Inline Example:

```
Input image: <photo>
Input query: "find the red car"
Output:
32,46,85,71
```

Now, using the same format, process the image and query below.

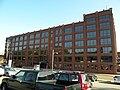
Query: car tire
1,83,8,90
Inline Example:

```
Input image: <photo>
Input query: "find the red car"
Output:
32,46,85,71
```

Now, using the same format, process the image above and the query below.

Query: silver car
114,76,120,83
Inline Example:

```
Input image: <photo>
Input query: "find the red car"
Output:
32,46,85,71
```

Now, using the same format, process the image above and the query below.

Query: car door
8,70,26,90
21,71,37,90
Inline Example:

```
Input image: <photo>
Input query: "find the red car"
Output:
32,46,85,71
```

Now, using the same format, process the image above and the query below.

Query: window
35,33,40,38
87,48,97,53
99,14,110,21
59,74,69,81
64,56,72,62
42,32,48,37
55,37,59,41
29,40,34,44
87,32,96,38
56,29,59,34
87,56,97,62
75,48,84,54
45,38,48,43
24,41,27,45
75,41,84,46
86,17,96,23
101,56,112,62
75,26,83,32
16,70,26,80
20,36,23,41
101,47,112,53
87,24,96,30
24,36,27,40
65,27,72,34
64,42,72,48
24,72,36,82
75,33,83,40
59,29,62,34
30,34,34,39
75,56,84,62
15,42,18,46
100,38,111,45
65,35,72,40
59,36,62,41
19,41,23,46
64,49,72,54
16,37,19,41
100,22,110,28
100,30,110,36
87,40,96,46
35,40,40,44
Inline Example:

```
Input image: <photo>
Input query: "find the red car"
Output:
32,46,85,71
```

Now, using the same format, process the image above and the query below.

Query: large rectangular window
64,42,72,48
87,48,97,53
100,22,110,28
99,14,110,21
75,26,83,32
101,56,112,62
86,17,96,23
87,32,96,38
65,35,72,40
64,56,72,62
35,33,40,38
87,24,96,30
30,34,34,39
64,27,72,34
87,40,96,46
75,41,84,47
64,49,72,54
101,47,112,53
100,30,110,37
42,32,48,37
75,48,84,54
29,40,34,44
75,56,84,62
75,33,83,40
87,56,97,62
100,38,111,45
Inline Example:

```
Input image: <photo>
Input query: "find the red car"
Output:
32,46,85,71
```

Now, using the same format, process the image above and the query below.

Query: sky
0,0,120,54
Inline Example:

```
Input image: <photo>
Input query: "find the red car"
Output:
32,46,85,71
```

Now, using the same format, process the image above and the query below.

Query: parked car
4,66,17,76
113,76,120,83
87,73,97,82
0,65,17,76
1,70,92,90
0,65,4,76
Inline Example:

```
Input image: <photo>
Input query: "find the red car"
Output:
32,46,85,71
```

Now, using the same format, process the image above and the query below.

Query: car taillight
63,88,67,90
82,84,91,90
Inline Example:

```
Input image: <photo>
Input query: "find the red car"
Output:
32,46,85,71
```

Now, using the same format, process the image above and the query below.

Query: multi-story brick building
4,8,117,74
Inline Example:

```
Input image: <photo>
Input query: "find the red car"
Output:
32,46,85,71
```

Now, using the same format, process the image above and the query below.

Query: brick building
4,8,117,74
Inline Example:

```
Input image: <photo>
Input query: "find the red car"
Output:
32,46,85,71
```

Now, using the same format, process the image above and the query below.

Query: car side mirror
11,75,16,79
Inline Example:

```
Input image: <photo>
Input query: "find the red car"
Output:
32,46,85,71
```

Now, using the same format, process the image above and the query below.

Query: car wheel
1,83,8,90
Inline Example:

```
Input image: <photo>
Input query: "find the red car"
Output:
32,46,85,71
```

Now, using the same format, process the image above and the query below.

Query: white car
114,76,120,83
4,66,17,76
0,65,4,76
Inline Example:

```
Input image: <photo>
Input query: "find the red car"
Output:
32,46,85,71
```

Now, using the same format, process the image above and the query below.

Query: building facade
4,8,117,74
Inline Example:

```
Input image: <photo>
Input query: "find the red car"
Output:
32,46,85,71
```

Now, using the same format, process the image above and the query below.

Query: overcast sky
0,0,120,54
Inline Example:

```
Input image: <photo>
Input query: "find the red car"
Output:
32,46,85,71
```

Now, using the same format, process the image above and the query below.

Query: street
92,81,120,90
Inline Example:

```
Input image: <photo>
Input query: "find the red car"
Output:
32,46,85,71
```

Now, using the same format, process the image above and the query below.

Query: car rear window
82,74,89,83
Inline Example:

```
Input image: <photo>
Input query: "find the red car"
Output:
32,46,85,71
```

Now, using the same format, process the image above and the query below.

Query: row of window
86,14,110,23
13,46,112,55
12,29,111,47
10,21,110,42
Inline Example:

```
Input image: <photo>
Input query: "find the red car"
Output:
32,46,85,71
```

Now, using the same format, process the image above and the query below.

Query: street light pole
52,49,54,71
